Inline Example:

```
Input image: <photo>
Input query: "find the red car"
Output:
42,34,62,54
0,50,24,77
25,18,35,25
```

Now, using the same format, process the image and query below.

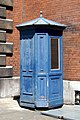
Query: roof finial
40,11,43,17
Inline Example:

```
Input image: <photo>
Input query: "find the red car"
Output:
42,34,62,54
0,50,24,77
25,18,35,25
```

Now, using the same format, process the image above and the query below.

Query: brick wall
6,0,22,76
0,0,13,77
6,0,80,80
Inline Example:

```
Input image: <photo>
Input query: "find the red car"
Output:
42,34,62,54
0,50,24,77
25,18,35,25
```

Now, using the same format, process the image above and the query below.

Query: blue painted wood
48,35,63,107
35,33,48,107
49,76,62,99
19,26,63,108
20,30,35,107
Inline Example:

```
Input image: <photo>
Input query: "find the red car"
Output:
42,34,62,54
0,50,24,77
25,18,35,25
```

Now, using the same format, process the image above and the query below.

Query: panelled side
20,30,35,108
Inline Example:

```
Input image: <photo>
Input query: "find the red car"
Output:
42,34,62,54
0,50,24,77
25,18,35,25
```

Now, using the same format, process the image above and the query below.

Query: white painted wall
0,77,20,97
63,80,80,104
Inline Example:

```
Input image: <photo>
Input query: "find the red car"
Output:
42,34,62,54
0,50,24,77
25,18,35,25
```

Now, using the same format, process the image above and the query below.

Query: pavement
0,98,80,120
0,98,59,120
42,105,80,120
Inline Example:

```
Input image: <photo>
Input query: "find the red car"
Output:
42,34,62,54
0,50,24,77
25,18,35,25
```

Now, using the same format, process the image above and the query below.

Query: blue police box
16,11,66,108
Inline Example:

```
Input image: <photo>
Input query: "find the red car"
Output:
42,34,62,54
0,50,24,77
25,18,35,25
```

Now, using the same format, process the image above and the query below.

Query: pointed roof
16,11,66,28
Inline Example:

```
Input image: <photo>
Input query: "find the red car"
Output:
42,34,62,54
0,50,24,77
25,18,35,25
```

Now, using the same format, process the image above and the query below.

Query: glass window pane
51,38,59,69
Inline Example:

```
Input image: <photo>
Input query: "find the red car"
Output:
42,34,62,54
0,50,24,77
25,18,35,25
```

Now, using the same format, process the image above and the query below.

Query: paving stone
41,105,80,120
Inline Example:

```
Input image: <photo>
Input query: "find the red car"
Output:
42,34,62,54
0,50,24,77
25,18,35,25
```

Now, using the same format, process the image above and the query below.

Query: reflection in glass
51,38,59,69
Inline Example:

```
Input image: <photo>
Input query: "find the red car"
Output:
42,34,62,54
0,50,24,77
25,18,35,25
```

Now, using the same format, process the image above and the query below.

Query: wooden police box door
35,34,63,107
20,31,35,108
35,33,49,107
49,37,63,107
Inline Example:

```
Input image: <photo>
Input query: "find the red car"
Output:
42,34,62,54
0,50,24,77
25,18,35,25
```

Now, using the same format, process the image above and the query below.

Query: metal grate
75,91,80,105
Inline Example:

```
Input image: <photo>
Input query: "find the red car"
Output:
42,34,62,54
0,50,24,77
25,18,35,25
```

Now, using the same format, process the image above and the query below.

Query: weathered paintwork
16,11,66,28
16,13,66,108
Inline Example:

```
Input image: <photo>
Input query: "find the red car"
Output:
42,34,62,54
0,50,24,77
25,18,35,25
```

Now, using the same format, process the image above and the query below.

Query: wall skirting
0,77,20,98
0,78,80,101
63,80,80,104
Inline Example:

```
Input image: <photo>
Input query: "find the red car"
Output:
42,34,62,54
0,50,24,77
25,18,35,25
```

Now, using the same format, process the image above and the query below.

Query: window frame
50,36,60,71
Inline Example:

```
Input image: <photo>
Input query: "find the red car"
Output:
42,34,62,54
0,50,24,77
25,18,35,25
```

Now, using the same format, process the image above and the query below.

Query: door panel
23,76,33,95
37,77,47,100
20,76,34,103
36,34,48,73
49,36,63,107
35,33,48,107
20,32,35,106
49,76,62,100
22,38,34,72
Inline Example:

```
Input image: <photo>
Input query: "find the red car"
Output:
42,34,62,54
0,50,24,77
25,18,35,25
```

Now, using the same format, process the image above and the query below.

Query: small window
75,91,80,105
51,38,59,69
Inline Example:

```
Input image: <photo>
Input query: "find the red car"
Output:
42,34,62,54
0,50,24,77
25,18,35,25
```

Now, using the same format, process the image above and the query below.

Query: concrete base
63,80,80,104
0,77,20,98
0,78,80,104
41,105,80,120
